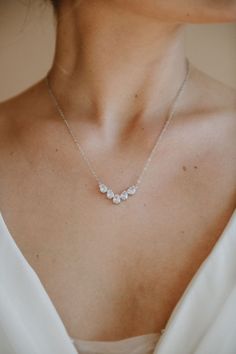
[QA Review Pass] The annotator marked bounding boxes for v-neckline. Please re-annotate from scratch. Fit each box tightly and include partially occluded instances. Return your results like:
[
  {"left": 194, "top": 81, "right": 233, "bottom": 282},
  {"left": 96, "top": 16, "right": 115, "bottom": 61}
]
[{"left": 0, "top": 208, "right": 236, "bottom": 352}]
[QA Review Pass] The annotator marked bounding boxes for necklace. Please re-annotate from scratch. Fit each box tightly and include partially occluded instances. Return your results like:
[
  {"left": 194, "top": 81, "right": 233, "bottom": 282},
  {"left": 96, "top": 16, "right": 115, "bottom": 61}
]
[{"left": 45, "top": 59, "right": 190, "bottom": 205}]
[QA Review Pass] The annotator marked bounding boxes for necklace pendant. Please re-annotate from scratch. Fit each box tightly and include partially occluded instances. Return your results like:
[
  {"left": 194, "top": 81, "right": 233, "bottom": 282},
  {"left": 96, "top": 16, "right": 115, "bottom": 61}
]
[
  {"left": 98, "top": 183, "right": 137, "bottom": 205},
  {"left": 107, "top": 189, "right": 115, "bottom": 199},
  {"left": 99, "top": 183, "right": 108, "bottom": 193},
  {"left": 113, "top": 194, "right": 121, "bottom": 204},
  {"left": 120, "top": 191, "right": 129, "bottom": 201},
  {"left": 127, "top": 186, "right": 137, "bottom": 195}
]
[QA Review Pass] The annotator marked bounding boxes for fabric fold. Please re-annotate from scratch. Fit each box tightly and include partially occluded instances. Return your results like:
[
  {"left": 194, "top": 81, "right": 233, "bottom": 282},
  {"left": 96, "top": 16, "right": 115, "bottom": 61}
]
[
  {"left": 0, "top": 212, "right": 78, "bottom": 354},
  {"left": 154, "top": 208, "right": 236, "bottom": 354}
]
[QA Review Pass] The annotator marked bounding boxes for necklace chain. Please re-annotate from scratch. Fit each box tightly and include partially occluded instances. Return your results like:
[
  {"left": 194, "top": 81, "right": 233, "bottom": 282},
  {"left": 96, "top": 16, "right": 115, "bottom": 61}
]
[{"left": 45, "top": 59, "right": 191, "bottom": 204}]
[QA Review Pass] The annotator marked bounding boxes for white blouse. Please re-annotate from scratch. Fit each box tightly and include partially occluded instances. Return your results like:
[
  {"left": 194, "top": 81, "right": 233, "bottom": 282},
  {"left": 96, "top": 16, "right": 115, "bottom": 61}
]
[{"left": 0, "top": 209, "right": 236, "bottom": 354}]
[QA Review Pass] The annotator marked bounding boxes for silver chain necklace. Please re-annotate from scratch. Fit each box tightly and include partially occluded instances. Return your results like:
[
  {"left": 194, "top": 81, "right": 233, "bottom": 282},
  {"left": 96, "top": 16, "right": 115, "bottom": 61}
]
[{"left": 45, "top": 59, "right": 190, "bottom": 205}]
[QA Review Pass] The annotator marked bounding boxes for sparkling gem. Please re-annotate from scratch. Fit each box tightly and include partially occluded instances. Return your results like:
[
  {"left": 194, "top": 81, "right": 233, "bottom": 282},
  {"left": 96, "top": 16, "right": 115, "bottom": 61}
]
[
  {"left": 99, "top": 183, "right": 108, "bottom": 193},
  {"left": 120, "top": 191, "right": 128, "bottom": 201},
  {"left": 113, "top": 194, "right": 121, "bottom": 204},
  {"left": 127, "top": 185, "right": 136, "bottom": 195},
  {"left": 106, "top": 189, "right": 114, "bottom": 199}
]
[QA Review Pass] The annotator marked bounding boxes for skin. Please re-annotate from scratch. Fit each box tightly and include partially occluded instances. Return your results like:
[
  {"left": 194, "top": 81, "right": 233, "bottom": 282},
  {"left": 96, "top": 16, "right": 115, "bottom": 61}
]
[{"left": 0, "top": 0, "right": 236, "bottom": 341}]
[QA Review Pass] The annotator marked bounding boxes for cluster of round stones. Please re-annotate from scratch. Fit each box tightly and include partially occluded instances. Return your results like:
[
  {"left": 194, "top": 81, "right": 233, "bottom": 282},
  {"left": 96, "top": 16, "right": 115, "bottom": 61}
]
[{"left": 99, "top": 183, "right": 137, "bottom": 204}]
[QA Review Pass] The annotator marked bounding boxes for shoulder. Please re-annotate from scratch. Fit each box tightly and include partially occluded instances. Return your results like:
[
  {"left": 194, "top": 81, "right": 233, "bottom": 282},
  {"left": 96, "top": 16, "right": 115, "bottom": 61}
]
[
  {"left": 185, "top": 63, "right": 236, "bottom": 148},
  {"left": 183, "top": 63, "right": 236, "bottom": 201},
  {"left": 0, "top": 78, "right": 54, "bottom": 180},
  {"left": 188, "top": 63, "right": 236, "bottom": 120},
  {"left": 0, "top": 79, "right": 52, "bottom": 152}
]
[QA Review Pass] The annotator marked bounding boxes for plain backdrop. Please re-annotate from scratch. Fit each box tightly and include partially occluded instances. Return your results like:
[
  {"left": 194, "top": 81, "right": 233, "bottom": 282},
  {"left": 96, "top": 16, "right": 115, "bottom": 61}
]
[{"left": 0, "top": 1, "right": 236, "bottom": 102}]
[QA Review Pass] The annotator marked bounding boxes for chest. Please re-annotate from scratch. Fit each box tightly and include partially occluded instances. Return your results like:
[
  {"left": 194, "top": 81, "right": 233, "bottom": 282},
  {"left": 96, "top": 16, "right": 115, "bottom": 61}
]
[{"left": 1, "top": 152, "right": 233, "bottom": 341}]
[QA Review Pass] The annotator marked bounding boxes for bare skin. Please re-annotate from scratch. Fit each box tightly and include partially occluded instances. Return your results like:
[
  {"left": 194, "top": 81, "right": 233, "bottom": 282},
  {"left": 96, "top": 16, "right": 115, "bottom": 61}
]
[{"left": 0, "top": 0, "right": 236, "bottom": 342}]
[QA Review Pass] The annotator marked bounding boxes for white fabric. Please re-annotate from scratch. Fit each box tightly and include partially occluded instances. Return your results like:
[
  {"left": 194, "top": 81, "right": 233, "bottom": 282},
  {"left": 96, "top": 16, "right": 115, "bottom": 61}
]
[
  {"left": 72, "top": 332, "right": 161, "bottom": 354},
  {"left": 0, "top": 209, "right": 236, "bottom": 354}
]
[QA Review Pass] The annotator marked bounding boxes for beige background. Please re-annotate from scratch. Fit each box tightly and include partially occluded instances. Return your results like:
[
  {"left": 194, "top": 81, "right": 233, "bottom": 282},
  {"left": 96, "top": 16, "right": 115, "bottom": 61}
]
[{"left": 0, "top": 1, "right": 236, "bottom": 102}]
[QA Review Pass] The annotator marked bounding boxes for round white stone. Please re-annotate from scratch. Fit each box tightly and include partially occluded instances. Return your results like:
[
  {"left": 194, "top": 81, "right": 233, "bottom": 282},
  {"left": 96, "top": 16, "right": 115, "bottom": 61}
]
[
  {"left": 120, "top": 191, "right": 128, "bottom": 201},
  {"left": 106, "top": 189, "right": 114, "bottom": 199},
  {"left": 99, "top": 183, "right": 108, "bottom": 193},
  {"left": 113, "top": 194, "right": 121, "bottom": 204},
  {"left": 127, "top": 185, "right": 136, "bottom": 195}
]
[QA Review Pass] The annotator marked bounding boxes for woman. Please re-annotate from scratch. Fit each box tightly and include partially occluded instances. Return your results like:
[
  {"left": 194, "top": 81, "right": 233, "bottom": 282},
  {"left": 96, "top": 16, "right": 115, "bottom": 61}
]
[{"left": 0, "top": 0, "right": 236, "bottom": 353}]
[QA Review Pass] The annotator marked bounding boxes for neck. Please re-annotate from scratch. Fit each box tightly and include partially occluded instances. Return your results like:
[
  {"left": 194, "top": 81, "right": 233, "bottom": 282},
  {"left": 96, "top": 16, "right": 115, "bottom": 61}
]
[{"left": 48, "top": 1, "right": 188, "bottom": 138}]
